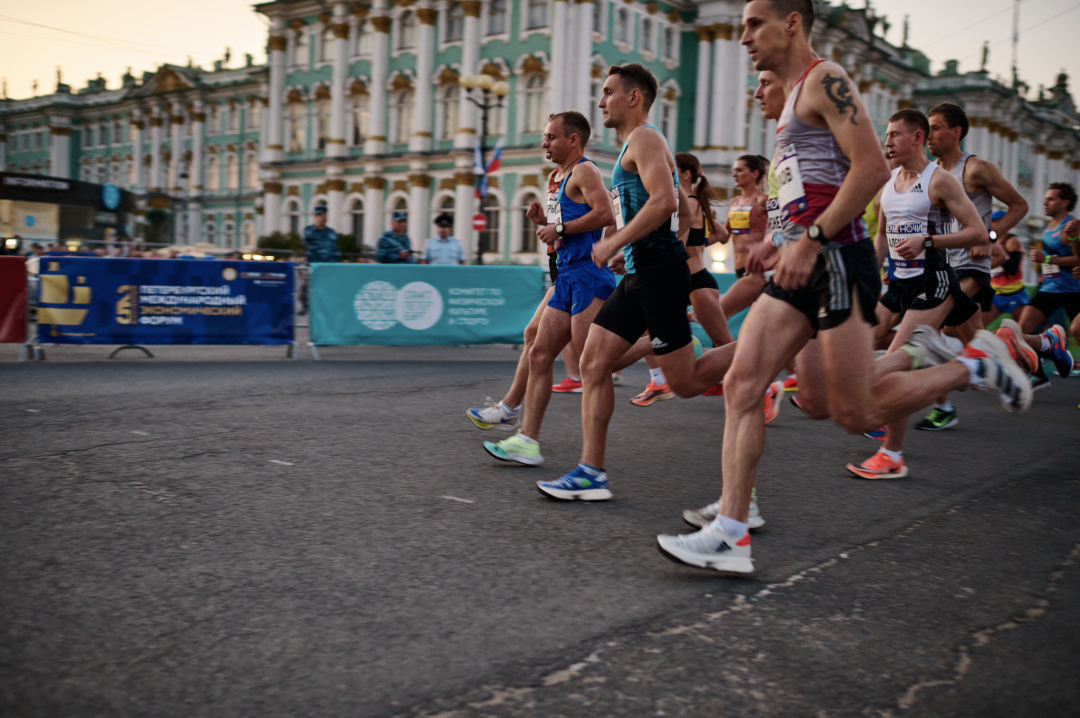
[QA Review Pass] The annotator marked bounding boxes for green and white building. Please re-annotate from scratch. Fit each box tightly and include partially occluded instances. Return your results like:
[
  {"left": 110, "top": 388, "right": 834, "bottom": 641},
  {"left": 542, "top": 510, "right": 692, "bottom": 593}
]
[{"left": 2, "top": 0, "right": 1078, "bottom": 263}]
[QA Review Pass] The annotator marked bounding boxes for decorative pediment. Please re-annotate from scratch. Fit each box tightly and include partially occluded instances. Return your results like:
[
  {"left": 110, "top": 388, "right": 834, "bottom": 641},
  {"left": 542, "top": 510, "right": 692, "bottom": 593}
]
[{"left": 147, "top": 65, "right": 196, "bottom": 95}]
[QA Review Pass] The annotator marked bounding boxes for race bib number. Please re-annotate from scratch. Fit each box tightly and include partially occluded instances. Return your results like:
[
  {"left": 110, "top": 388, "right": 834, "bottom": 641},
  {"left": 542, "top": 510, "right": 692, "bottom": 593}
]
[
  {"left": 766, "top": 197, "right": 783, "bottom": 241},
  {"left": 1042, "top": 261, "right": 1060, "bottom": 278},
  {"left": 886, "top": 221, "right": 926, "bottom": 269},
  {"left": 774, "top": 144, "right": 807, "bottom": 219},
  {"left": 990, "top": 266, "right": 1004, "bottom": 276},
  {"left": 545, "top": 191, "right": 562, "bottom": 225},
  {"left": 611, "top": 187, "right": 625, "bottom": 230},
  {"left": 728, "top": 207, "right": 751, "bottom": 235}
]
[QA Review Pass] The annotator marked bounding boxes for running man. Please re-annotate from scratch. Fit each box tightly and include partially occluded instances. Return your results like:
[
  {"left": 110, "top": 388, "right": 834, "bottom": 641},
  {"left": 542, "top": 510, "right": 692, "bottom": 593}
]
[
  {"left": 482, "top": 111, "right": 617, "bottom": 466},
  {"left": 846, "top": 108, "right": 994, "bottom": 479},
  {"left": 536, "top": 63, "right": 739, "bottom": 501},
  {"left": 657, "top": 0, "right": 1031, "bottom": 575}
]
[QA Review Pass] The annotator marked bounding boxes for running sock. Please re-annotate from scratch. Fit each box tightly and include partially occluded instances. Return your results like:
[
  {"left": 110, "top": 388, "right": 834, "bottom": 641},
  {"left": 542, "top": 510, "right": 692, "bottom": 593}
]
[
  {"left": 498, "top": 401, "right": 518, "bottom": 415},
  {"left": 712, "top": 513, "right": 749, "bottom": 539},
  {"left": 1040, "top": 335, "right": 1052, "bottom": 352},
  {"left": 936, "top": 400, "right": 954, "bottom": 413},
  {"left": 650, "top": 367, "right": 667, "bottom": 385},
  {"left": 570, "top": 376, "right": 581, "bottom": 382},
  {"left": 519, "top": 434, "right": 537, "bottom": 444},
  {"left": 880, "top": 448, "right": 903, "bottom": 462},
  {"left": 578, "top": 463, "right": 603, "bottom": 476},
  {"left": 958, "top": 356, "right": 983, "bottom": 386}
]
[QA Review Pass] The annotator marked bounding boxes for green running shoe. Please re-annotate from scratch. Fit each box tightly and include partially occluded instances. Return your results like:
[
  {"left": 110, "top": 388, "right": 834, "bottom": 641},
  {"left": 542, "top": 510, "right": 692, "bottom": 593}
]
[
  {"left": 484, "top": 431, "right": 544, "bottom": 466},
  {"left": 692, "top": 335, "right": 703, "bottom": 359},
  {"left": 915, "top": 407, "right": 958, "bottom": 431}
]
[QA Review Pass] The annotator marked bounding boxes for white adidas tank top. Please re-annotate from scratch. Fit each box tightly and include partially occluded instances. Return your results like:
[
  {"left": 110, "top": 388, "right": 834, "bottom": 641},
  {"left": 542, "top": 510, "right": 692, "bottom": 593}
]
[{"left": 881, "top": 163, "right": 938, "bottom": 280}]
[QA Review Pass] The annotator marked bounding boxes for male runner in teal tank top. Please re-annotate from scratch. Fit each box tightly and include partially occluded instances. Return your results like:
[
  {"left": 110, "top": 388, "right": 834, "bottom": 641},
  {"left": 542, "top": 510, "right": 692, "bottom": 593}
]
[{"left": 536, "top": 64, "right": 740, "bottom": 501}]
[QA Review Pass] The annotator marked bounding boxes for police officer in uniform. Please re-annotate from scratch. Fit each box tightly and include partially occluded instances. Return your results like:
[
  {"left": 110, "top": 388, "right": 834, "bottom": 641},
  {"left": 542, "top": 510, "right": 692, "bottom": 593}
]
[
  {"left": 377, "top": 211, "right": 415, "bottom": 263},
  {"left": 421, "top": 214, "right": 466, "bottom": 265},
  {"left": 302, "top": 206, "right": 341, "bottom": 264}
]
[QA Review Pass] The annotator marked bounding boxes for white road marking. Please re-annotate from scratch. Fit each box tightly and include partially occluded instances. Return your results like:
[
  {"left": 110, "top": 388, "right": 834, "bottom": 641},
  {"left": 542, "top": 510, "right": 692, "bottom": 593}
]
[
  {"left": 441, "top": 495, "right": 474, "bottom": 504},
  {"left": 25, "top": 409, "right": 39, "bottom": 413},
  {"left": 132, "top": 431, "right": 149, "bottom": 436},
  {"left": 269, "top": 460, "right": 294, "bottom": 466}
]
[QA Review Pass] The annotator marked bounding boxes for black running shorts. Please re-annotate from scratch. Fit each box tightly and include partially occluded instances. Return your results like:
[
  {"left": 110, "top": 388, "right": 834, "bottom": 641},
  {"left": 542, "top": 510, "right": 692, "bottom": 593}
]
[
  {"left": 594, "top": 262, "right": 692, "bottom": 356},
  {"left": 957, "top": 269, "right": 995, "bottom": 312},
  {"left": 880, "top": 264, "right": 979, "bottom": 328},
  {"left": 761, "top": 239, "right": 881, "bottom": 333},
  {"left": 690, "top": 268, "right": 719, "bottom": 292},
  {"left": 548, "top": 253, "right": 559, "bottom": 284},
  {"left": 1029, "top": 290, "right": 1080, "bottom": 321}
]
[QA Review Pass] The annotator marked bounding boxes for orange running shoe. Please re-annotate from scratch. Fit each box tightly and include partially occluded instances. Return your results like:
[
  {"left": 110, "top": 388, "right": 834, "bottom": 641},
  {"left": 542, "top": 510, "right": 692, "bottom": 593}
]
[
  {"left": 995, "top": 319, "right": 1038, "bottom": 374},
  {"left": 630, "top": 382, "right": 674, "bottom": 406},
  {"left": 702, "top": 381, "right": 724, "bottom": 396},
  {"left": 552, "top": 377, "right": 584, "bottom": 393},
  {"left": 782, "top": 375, "right": 798, "bottom": 392},
  {"left": 846, "top": 451, "right": 908, "bottom": 480},
  {"left": 764, "top": 381, "right": 783, "bottom": 425}
]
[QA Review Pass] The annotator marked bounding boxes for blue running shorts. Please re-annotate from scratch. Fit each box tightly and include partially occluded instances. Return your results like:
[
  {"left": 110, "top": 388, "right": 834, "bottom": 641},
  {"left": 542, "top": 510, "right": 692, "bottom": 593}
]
[
  {"left": 548, "top": 258, "right": 618, "bottom": 316},
  {"left": 992, "top": 290, "right": 1029, "bottom": 315}
]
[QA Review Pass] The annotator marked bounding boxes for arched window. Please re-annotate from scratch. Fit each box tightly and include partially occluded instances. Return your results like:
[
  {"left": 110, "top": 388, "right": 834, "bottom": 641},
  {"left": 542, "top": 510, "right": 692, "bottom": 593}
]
[
  {"left": 205, "top": 222, "right": 217, "bottom": 244},
  {"left": 350, "top": 199, "right": 365, "bottom": 242},
  {"left": 520, "top": 193, "right": 539, "bottom": 253},
  {"left": 317, "top": 96, "right": 332, "bottom": 150},
  {"left": 446, "top": 3, "right": 465, "bottom": 41},
  {"left": 223, "top": 221, "right": 236, "bottom": 247},
  {"left": 592, "top": 0, "right": 603, "bottom": 33},
  {"left": 399, "top": 11, "right": 417, "bottom": 50},
  {"left": 243, "top": 222, "right": 256, "bottom": 248},
  {"left": 441, "top": 84, "right": 459, "bottom": 139},
  {"left": 488, "top": 0, "right": 506, "bottom": 35},
  {"left": 524, "top": 75, "right": 547, "bottom": 133},
  {"left": 615, "top": 8, "right": 629, "bottom": 43},
  {"left": 289, "top": 102, "right": 306, "bottom": 152},
  {"left": 206, "top": 154, "right": 220, "bottom": 191},
  {"left": 527, "top": 0, "right": 548, "bottom": 29},
  {"left": 663, "top": 26, "right": 676, "bottom": 60},
  {"left": 393, "top": 89, "right": 414, "bottom": 144},
  {"left": 357, "top": 20, "right": 372, "bottom": 55},
  {"left": 286, "top": 200, "right": 301, "bottom": 235},
  {"left": 229, "top": 105, "right": 240, "bottom": 133},
  {"left": 248, "top": 101, "right": 261, "bottom": 130},
  {"left": 352, "top": 92, "right": 370, "bottom": 145},
  {"left": 660, "top": 101, "right": 675, "bottom": 145},
  {"left": 226, "top": 154, "right": 239, "bottom": 189},
  {"left": 479, "top": 195, "right": 500, "bottom": 254},
  {"left": 322, "top": 26, "right": 336, "bottom": 62},
  {"left": 293, "top": 31, "right": 308, "bottom": 67},
  {"left": 102, "top": 122, "right": 111, "bottom": 146},
  {"left": 246, "top": 152, "right": 259, "bottom": 188},
  {"left": 208, "top": 104, "right": 219, "bottom": 135},
  {"left": 641, "top": 18, "right": 653, "bottom": 52}
]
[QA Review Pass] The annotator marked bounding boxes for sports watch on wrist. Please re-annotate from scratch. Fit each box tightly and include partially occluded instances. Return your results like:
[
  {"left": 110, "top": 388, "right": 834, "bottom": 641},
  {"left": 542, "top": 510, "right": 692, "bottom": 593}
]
[
  {"left": 807, "top": 224, "right": 828, "bottom": 244},
  {"left": 923, "top": 235, "right": 935, "bottom": 249},
  {"left": 555, "top": 223, "right": 566, "bottom": 237}
]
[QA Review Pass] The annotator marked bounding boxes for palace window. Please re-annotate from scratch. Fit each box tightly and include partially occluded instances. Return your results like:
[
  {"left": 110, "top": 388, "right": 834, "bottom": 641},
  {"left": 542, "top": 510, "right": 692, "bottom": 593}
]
[
  {"left": 399, "top": 11, "right": 417, "bottom": 50},
  {"left": 615, "top": 8, "right": 629, "bottom": 44},
  {"left": 352, "top": 93, "right": 370, "bottom": 145},
  {"left": 523, "top": 75, "right": 547, "bottom": 133},
  {"left": 663, "top": 25, "right": 676, "bottom": 60},
  {"left": 446, "top": 3, "right": 465, "bottom": 42},
  {"left": 246, "top": 152, "right": 259, "bottom": 188},
  {"left": 641, "top": 18, "right": 653, "bottom": 53},
  {"left": 226, "top": 154, "right": 239, "bottom": 190},
  {"left": 488, "top": 0, "right": 506, "bottom": 35},
  {"left": 659, "top": 101, "right": 675, "bottom": 146},
  {"left": 592, "top": 0, "right": 603, "bottom": 33},
  {"left": 356, "top": 20, "right": 372, "bottom": 55},
  {"left": 205, "top": 222, "right": 217, "bottom": 245},
  {"left": 208, "top": 105, "right": 219, "bottom": 135},
  {"left": 527, "top": 0, "right": 548, "bottom": 29},
  {"left": 243, "top": 222, "right": 256, "bottom": 248},
  {"left": 206, "top": 155, "right": 220, "bottom": 191},
  {"left": 229, "top": 105, "right": 240, "bottom": 133},
  {"left": 114, "top": 119, "right": 123, "bottom": 144},
  {"left": 289, "top": 102, "right": 306, "bottom": 152},
  {"left": 317, "top": 96, "right": 332, "bottom": 150},
  {"left": 127, "top": 159, "right": 137, "bottom": 186},
  {"left": 103, "top": 122, "right": 111, "bottom": 146},
  {"left": 393, "top": 89, "right": 414, "bottom": 144},
  {"left": 351, "top": 199, "right": 365, "bottom": 243},
  {"left": 286, "top": 200, "right": 301, "bottom": 235},
  {"left": 479, "top": 195, "right": 500, "bottom": 254},
  {"left": 322, "top": 26, "right": 336, "bottom": 62},
  {"left": 293, "top": 31, "right": 308, "bottom": 67},
  {"left": 520, "top": 193, "right": 539, "bottom": 253},
  {"left": 248, "top": 101, "right": 261, "bottom": 131},
  {"left": 441, "top": 84, "right": 460, "bottom": 139}
]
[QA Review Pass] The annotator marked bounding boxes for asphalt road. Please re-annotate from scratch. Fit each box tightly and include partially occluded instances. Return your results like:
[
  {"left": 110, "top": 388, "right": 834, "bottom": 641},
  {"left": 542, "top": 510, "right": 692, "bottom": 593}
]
[{"left": 2, "top": 349, "right": 1078, "bottom": 717}]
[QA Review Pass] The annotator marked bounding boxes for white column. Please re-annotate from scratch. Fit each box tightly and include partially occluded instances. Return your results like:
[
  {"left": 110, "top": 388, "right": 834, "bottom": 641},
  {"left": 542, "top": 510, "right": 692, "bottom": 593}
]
[
  {"left": 455, "top": 1, "right": 481, "bottom": 148},
  {"left": 266, "top": 19, "right": 287, "bottom": 163},
  {"left": 573, "top": 0, "right": 593, "bottom": 114},
  {"left": 132, "top": 111, "right": 147, "bottom": 191},
  {"left": 410, "top": 8, "right": 436, "bottom": 152},
  {"left": 363, "top": 173, "right": 385, "bottom": 244},
  {"left": 264, "top": 182, "right": 282, "bottom": 235},
  {"left": 327, "top": 171, "right": 345, "bottom": 233},
  {"left": 49, "top": 120, "right": 71, "bottom": 179},
  {"left": 729, "top": 39, "right": 747, "bottom": 155},
  {"left": 408, "top": 167, "right": 430, "bottom": 242},
  {"left": 149, "top": 105, "right": 164, "bottom": 191},
  {"left": 708, "top": 22, "right": 734, "bottom": 166},
  {"left": 549, "top": 0, "right": 569, "bottom": 114},
  {"left": 692, "top": 26, "right": 712, "bottom": 150},
  {"left": 188, "top": 202, "right": 201, "bottom": 244},
  {"left": 1033, "top": 146, "right": 1048, "bottom": 211},
  {"left": 328, "top": 3, "right": 350, "bottom": 159},
  {"left": 366, "top": 10, "right": 391, "bottom": 155},
  {"left": 454, "top": 164, "right": 476, "bottom": 260},
  {"left": 190, "top": 101, "right": 205, "bottom": 194},
  {"left": 169, "top": 101, "right": 185, "bottom": 191}
]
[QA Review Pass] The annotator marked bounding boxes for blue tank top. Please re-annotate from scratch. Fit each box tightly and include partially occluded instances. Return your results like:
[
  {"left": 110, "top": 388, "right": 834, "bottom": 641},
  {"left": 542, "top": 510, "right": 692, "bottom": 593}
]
[
  {"left": 1039, "top": 214, "right": 1080, "bottom": 293},
  {"left": 547, "top": 157, "right": 603, "bottom": 266},
  {"left": 610, "top": 125, "right": 689, "bottom": 274}
]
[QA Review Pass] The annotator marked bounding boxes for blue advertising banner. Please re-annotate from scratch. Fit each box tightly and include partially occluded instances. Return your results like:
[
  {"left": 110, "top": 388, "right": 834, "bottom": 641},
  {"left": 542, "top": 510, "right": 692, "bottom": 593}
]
[
  {"left": 310, "top": 264, "right": 546, "bottom": 346},
  {"left": 37, "top": 257, "right": 294, "bottom": 345}
]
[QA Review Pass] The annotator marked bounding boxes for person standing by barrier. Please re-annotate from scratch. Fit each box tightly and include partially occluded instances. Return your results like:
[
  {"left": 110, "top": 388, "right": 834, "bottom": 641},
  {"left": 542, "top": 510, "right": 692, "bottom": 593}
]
[
  {"left": 303, "top": 206, "right": 342, "bottom": 264},
  {"left": 421, "top": 214, "right": 467, "bottom": 265},
  {"left": 377, "top": 211, "right": 415, "bottom": 263}
]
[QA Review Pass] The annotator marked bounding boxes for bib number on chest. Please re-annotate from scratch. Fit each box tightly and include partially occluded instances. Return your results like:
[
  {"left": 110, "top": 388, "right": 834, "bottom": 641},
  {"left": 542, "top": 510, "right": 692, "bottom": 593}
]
[
  {"left": 728, "top": 208, "right": 751, "bottom": 235},
  {"left": 610, "top": 188, "right": 625, "bottom": 230},
  {"left": 1042, "top": 261, "right": 1060, "bottom": 278},
  {"left": 775, "top": 144, "right": 808, "bottom": 219},
  {"left": 886, "top": 221, "right": 926, "bottom": 269}
]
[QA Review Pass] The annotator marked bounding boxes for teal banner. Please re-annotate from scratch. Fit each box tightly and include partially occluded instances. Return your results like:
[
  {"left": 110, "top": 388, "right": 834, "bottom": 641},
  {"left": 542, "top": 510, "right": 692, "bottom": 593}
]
[
  {"left": 691, "top": 274, "right": 747, "bottom": 348},
  {"left": 310, "top": 264, "right": 548, "bottom": 346}
]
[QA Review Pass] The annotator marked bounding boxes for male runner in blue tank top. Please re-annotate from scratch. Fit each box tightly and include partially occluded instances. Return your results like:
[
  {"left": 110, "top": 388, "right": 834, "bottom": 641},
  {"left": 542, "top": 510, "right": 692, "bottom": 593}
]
[
  {"left": 536, "top": 64, "right": 740, "bottom": 501},
  {"left": 483, "top": 111, "right": 618, "bottom": 465},
  {"left": 656, "top": 0, "right": 1031, "bottom": 576}
]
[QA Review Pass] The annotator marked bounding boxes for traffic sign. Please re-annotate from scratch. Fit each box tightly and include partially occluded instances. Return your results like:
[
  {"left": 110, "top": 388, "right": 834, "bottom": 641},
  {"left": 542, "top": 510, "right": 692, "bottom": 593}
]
[{"left": 472, "top": 213, "right": 487, "bottom": 231}]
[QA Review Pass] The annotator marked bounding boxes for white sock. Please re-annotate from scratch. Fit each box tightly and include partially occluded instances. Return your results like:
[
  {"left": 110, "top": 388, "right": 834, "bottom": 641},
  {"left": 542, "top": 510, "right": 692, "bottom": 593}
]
[
  {"left": 650, "top": 367, "right": 667, "bottom": 385},
  {"left": 1040, "top": 335, "right": 1051, "bottom": 352},
  {"left": 569, "top": 375, "right": 581, "bottom": 382},
  {"left": 498, "top": 401, "right": 518, "bottom": 415},
  {"left": 879, "top": 448, "right": 903, "bottom": 461},
  {"left": 936, "top": 400, "right": 954, "bottom": 412},
  {"left": 711, "top": 513, "right": 749, "bottom": 539},
  {"left": 787, "top": 373, "right": 796, "bottom": 380},
  {"left": 958, "top": 356, "right": 983, "bottom": 386},
  {"left": 518, "top": 434, "right": 537, "bottom": 444}
]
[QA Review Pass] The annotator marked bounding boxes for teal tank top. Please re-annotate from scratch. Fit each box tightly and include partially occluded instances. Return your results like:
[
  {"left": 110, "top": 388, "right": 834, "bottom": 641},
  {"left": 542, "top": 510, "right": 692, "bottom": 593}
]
[{"left": 611, "top": 125, "right": 689, "bottom": 273}]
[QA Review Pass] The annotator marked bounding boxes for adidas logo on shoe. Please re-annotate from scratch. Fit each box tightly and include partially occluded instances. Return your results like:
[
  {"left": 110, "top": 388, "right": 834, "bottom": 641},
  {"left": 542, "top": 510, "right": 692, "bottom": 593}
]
[{"left": 651, "top": 337, "right": 668, "bottom": 349}]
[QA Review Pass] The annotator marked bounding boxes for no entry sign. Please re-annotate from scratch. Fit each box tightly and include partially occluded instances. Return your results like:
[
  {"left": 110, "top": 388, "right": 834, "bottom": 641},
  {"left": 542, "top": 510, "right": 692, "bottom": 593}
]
[{"left": 472, "top": 213, "right": 487, "bottom": 232}]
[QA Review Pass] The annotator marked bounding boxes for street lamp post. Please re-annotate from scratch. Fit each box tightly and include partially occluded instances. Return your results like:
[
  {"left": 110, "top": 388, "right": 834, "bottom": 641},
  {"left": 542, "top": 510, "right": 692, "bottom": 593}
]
[{"left": 459, "top": 73, "right": 510, "bottom": 265}]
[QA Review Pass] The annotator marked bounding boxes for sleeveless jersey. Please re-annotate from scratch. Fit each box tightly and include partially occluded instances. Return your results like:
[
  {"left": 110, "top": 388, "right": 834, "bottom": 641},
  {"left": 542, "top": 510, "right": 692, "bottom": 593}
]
[
  {"left": 880, "top": 163, "right": 949, "bottom": 280},
  {"left": 726, "top": 191, "right": 768, "bottom": 237},
  {"left": 686, "top": 194, "right": 707, "bottom": 247},
  {"left": 546, "top": 157, "right": 603, "bottom": 267},
  {"left": 773, "top": 59, "right": 868, "bottom": 247},
  {"left": 1038, "top": 214, "right": 1080, "bottom": 293},
  {"left": 611, "top": 125, "right": 689, "bottom": 273},
  {"left": 942, "top": 153, "right": 993, "bottom": 274},
  {"left": 991, "top": 246, "right": 1025, "bottom": 294}
]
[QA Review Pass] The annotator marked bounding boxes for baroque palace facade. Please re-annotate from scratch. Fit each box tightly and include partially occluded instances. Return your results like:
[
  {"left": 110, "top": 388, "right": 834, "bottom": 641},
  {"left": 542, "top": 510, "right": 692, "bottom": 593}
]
[{"left": 1, "top": 0, "right": 1078, "bottom": 263}]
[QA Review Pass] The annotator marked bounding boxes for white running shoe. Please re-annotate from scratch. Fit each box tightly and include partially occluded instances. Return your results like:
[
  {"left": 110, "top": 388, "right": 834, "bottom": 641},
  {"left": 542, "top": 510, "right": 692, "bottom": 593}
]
[
  {"left": 656, "top": 522, "right": 754, "bottom": 576},
  {"left": 682, "top": 493, "right": 765, "bottom": 530},
  {"left": 466, "top": 399, "right": 520, "bottom": 430},
  {"left": 903, "top": 325, "right": 957, "bottom": 369},
  {"left": 960, "top": 330, "right": 1033, "bottom": 415}
]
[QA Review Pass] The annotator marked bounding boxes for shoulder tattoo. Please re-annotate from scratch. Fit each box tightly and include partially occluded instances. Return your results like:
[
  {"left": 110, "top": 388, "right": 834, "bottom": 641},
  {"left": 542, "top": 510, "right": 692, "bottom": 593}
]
[{"left": 821, "top": 73, "right": 858, "bottom": 126}]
